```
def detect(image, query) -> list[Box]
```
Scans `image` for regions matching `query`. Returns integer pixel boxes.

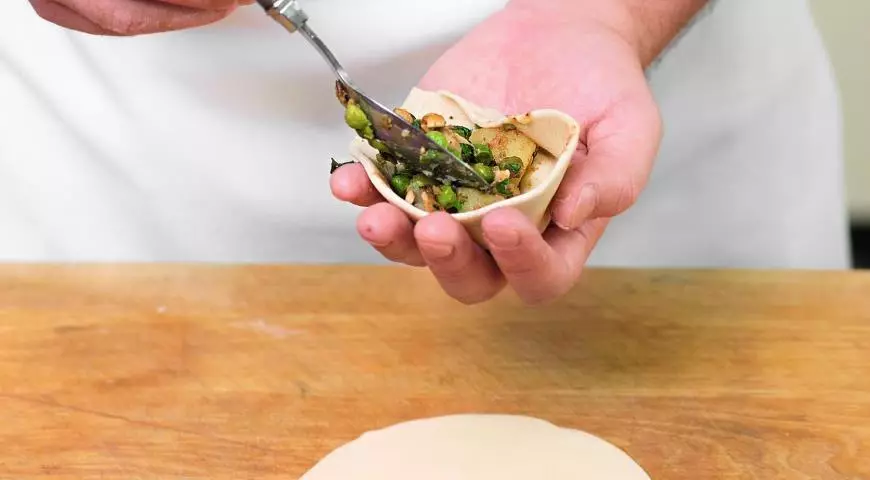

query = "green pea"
[344,102,370,131]
[436,185,458,209]
[450,125,472,139]
[410,174,435,190]
[499,156,523,176]
[390,174,411,196]
[460,143,475,163]
[473,143,493,164]
[369,138,389,153]
[420,149,439,164]
[472,163,495,183]
[426,130,449,150]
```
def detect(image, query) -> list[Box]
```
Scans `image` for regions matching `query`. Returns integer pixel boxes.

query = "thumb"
[551,92,662,230]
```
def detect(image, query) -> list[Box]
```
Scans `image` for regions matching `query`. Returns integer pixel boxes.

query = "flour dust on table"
[300,414,651,479]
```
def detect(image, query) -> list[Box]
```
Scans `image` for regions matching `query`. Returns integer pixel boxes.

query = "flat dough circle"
[301,414,651,479]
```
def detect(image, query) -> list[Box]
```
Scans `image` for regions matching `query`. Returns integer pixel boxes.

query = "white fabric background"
[0,0,850,267]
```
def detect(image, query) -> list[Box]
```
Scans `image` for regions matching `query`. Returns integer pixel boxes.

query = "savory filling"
[343,98,541,213]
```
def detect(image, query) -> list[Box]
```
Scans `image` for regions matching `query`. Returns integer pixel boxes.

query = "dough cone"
[349,89,581,247]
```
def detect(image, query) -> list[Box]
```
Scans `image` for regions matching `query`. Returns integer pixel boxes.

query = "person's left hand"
[330,3,663,305]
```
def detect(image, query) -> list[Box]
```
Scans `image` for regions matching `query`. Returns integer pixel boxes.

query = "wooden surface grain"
[0,265,868,479]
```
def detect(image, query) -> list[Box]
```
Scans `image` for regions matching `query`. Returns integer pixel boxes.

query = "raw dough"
[300,414,651,479]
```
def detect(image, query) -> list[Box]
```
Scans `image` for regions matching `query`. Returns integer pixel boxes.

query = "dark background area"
[853,223,870,269]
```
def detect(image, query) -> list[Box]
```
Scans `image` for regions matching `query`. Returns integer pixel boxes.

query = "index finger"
[330,163,384,207]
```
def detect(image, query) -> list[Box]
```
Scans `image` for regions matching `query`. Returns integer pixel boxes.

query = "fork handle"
[256,0,309,33]
[256,0,354,86]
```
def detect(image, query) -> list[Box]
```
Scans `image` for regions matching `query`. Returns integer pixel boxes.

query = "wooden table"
[0,265,868,479]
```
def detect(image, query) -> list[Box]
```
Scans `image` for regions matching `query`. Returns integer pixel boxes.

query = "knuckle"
[400,256,427,268]
[429,260,466,279]
[521,293,558,307]
[378,245,422,266]
[518,281,570,307]
[102,11,144,35]
[606,174,644,216]
[499,246,548,277]
[428,252,486,285]
[615,178,639,213]
[449,284,501,305]
[510,260,577,307]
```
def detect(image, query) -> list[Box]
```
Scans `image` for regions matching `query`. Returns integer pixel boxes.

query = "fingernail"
[483,224,521,249]
[420,240,454,260]
[559,184,598,230]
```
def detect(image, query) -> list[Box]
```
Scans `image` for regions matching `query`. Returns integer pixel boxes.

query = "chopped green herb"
[450,125,472,139]
[329,157,355,174]
[495,179,513,196]
[499,156,523,176]
[460,143,475,163]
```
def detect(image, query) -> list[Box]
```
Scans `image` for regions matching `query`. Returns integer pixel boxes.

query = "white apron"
[0,0,851,268]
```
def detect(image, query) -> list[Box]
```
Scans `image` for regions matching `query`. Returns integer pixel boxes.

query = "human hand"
[331,1,701,305]
[28,0,252,35]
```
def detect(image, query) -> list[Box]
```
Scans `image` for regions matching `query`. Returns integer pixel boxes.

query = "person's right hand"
[330,0,707,306]
[29,0,252,35]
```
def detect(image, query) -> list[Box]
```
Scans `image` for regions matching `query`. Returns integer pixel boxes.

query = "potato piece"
[470,127,537,165]
[457,187,505,212]
[469,126,538,193]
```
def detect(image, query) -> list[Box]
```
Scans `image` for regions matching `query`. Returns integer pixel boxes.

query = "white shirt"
[0,0,851,268]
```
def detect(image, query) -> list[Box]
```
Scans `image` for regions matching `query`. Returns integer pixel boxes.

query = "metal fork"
[254,0,488,189]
